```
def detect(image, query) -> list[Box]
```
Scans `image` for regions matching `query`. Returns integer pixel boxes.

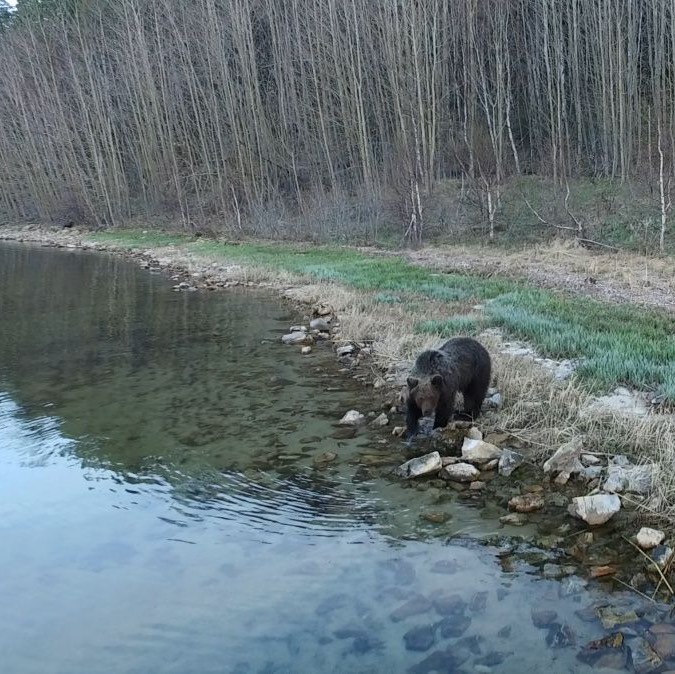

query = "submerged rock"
[338,410,365,426]
[531,609,558,628]
[500,512,529,526]
[370,413,389,427]
[629,636,663,674]
[404,624,436,652]
[508,493,545,513]
[461,438,502,464]
[396,452,443,479]
[390,595,433,622]
[567,494,621,526]
[433,594,466,617]
[438,615,472,638]
[596,606,639,630]
[420,511,450,524]
[637,527,666,550]
[440,462,480,483]
[282,331,313,345]
[498,449,524,477]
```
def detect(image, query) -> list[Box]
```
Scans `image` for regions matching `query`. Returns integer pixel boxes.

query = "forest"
[1,0,675,248]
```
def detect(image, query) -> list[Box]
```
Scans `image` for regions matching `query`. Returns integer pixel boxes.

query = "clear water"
[0,242,660,674]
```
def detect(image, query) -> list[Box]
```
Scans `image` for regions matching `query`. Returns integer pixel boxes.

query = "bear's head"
[407,374,443,417]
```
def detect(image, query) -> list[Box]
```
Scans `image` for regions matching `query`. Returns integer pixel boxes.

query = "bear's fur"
[405,337,492,439]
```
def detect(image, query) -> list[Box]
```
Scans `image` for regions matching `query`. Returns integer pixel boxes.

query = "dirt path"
[399,243,675,313]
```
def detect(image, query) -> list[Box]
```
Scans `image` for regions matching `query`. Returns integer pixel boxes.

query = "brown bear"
[405,337,492,440]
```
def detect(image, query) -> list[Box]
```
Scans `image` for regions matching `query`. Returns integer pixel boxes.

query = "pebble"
[531,609,558,628]
[433,594,466,616]
[301,346,312,355]
[637,527,666,550]
[500,513,529,526]
[390,595,433,622]
[440,462,480,483]
[508,493,545,513]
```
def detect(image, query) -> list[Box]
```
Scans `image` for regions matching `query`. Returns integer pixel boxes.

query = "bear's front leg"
[433,395,453,430]
[405,401,423,440]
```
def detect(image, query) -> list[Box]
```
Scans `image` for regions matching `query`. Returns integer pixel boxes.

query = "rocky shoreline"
[1,226,673,596]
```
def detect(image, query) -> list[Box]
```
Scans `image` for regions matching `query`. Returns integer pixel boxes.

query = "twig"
[613,576,655,603]
[520,191,577,232]
[623,536,674,597]
[564,181,585,238]
[577,238,620,251]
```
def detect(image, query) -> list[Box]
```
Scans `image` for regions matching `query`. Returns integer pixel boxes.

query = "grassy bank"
[91,230,675,402]
[5,224,675,521]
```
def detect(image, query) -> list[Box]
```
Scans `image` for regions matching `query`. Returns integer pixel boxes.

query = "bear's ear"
[431,374,443,388]
[407,377,419,390]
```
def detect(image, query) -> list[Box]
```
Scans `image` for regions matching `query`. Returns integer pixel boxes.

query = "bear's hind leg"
[462,379,490,420]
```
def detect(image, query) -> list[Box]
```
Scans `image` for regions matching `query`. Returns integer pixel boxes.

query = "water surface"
[0,242,662,673]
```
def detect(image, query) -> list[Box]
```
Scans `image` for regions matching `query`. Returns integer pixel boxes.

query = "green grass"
[89,229,675,400]
[415,316,486,336]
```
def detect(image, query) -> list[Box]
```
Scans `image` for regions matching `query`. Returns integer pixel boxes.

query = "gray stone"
[487,392,503,409]
[498,449,525,477]
[603,463,655,495]
[370,413,389,427]
[396,452,443,479]
[309,317,331,331]
[338,410,365,426]
[336,344,355,357]
[466,427,482,440]
[289,324,307,332]
[567,493,621,526]
[543,437,584,476]
[648,545,674,571]
[440,462,480,483]
[461,438,502,464]
[301,346,312,355]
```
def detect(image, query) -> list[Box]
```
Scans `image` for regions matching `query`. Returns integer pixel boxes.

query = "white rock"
[466,427,482,440]
[461,438,502,464]
[636,527,665,550]
[336,344,355,357]
[440,462,481,483]
[581,454,601,466]
[282,332,313,345]
[301,346,312,355]
[498,449,524,477]
[338,410,365,426]
[370,413,389,427]
[567,494,621,526]
[289,325,307,332]
[543,437,584,475]
[487,393,503,409]
[484,458,499,471]
[395,451,442,479]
